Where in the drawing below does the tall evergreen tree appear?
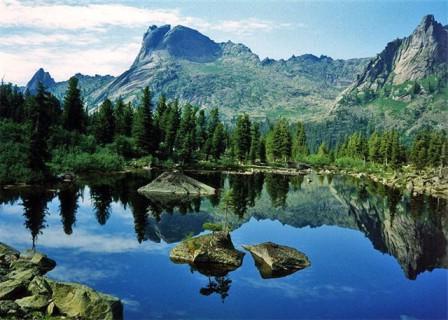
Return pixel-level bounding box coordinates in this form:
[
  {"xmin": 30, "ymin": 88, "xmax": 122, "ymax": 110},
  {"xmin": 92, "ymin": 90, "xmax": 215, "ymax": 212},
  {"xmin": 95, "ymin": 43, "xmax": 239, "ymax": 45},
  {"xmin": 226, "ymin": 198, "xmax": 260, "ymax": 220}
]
[
  {"xmin": 62, "ymin": 77, "xmax": 86, "ymax": 133},
  {"xmin": 132, "ymin": 87, "xmax": 153, "ymax": 155},
  {"xmin": 96, "ymin": 99, "xmax": 115, "ymax": 144},
  {"xmin": 292, "ymin": 121, "xmax": 309, "ymax": 160},
  {"xmin": 249, "ymin": 122, "xmax": 260, "ymax": 163},
  {"xmin": 210, "ymin": 123, "xmax": 226, "ymax": 160},
  {"xmin": 233, "ymin": 114, "xmax": 252, "ymax": 163}
]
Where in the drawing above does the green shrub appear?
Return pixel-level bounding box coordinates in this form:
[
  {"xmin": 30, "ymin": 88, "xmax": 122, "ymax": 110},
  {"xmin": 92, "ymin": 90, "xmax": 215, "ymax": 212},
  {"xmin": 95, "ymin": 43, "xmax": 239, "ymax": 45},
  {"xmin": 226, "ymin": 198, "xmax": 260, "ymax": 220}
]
[
  {"xmin": 203, "ymin": 222, "xmax": 223, "ymax": 232},
  {"xmin": 50, "ymin": 148, "xmax": 124, "ymax": 173},
  {"xmin": 304, "ymin": 154, "xmax": 332, "ymax": 166}
]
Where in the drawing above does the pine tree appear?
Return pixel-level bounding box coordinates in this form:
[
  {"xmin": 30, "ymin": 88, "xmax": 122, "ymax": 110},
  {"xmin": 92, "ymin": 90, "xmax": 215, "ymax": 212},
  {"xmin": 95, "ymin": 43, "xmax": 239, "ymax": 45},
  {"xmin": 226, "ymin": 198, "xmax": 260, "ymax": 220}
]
[
  {"xmin": 163, "ymin": 100, "xmax": 180, "ymax": 158},
  {"xmin": 368, "ymin": 132, "xmax": 382, "ymax": 163},
  {"xmin": 210, "ymin": 123, "xmax": 226, "ymax": 160},
  {"xmin": 292, "ymin": 121, "xmax": 309, "ymax": 161},
  {"xmin": 204, "ymin": 108, "xmax": 220, "ymax": 159},
  {"xmin": 62, "ymin": 77, "xmax": 86, "ymax": 133},
  {"xmin": 233, "ymin": 114, "xmax": 252, "ymax": 163},
  {"xmin": 176, "ymin": 104, "xmax": 196, "ymax": 163},
  {"xmin": 28, "ymin": 83, "xmax": 52, "ymax": 179},
  {"xmin": 114, "ymin": 97, "xmax": 127, "ymax": 137},
  {"xmin": 269, "ymin": 119, "xmax": 291, "ymax": 162},
  {"xmin": 249, "ymin": 122, "xmax": 260, "ymax": 163},
  {"xmin": 258, "ymin": 138, "xmax": 267, "ymax": 164},
  {"xmin": 132, "ymin": 87, "xmax": 153, "ymax": 155},
  {"xmin": 96, "ymin": 99, "xmax": 115, "ymax": 144}
]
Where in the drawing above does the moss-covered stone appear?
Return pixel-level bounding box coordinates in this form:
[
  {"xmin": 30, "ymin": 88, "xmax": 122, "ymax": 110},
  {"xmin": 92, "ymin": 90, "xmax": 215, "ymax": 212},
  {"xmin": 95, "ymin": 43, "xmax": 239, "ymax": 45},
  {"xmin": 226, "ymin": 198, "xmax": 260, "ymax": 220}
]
[
  {"xmin": 170, "ymin": 232, "xmax": 244, "ymax": 273},
  {"xmin": 243, "ymin": 242, "xmax": 310, "ymax": 279}
]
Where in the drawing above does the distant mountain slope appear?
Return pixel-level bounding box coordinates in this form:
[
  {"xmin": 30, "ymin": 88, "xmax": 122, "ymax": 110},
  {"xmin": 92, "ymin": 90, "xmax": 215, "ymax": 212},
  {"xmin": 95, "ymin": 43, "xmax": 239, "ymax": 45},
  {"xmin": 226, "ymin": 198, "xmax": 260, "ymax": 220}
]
[
  {"xmin": 312, "ymin": 15, "xmax": 448, "ymax": 147},
  {"xmin": 25, "ymin": 68, "xmax": 56, "ymax": 94},
  {"xmin": 87, "ymin": 24, "xmax": 368, "ymax": 121}
]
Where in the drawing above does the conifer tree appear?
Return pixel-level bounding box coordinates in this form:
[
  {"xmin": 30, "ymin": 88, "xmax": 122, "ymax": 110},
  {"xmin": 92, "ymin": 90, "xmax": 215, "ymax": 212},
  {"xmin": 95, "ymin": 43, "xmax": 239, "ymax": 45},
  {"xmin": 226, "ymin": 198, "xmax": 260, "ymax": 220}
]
[
  {"xmin": 210, "ymin": 123, "xmax": 226, "ymax": 160},
  {"xmin": 233, "ymin": 114, "xmax": 252, "ymax": 163},
  {"xmin": 292, "ymin": 121, "xmax": 309, "ymax": 161},
  {"xmin": 62, "ymin": 77, "xmax": 86, "ymax": 133},
  {"xmin": 114, "ymin": 97, "xmax": 127, "ymax": 137},
  {"xmin": 249, "ymin": 122, "xmax": 260, "ymax": 163},
  {"xmin": 132, "ymin": 87, "xmax": 153, "ymax": 155},
  {"xmin": 164, "ymin": 100, "xmax": 180, "ymax": 157},
  {"xmin": 28, "ymin": 83, "xmax": 52, "ymax": 178},
  {"xmin": 96, "ymin": 99, "xmax": 115, "ymax": 144}
]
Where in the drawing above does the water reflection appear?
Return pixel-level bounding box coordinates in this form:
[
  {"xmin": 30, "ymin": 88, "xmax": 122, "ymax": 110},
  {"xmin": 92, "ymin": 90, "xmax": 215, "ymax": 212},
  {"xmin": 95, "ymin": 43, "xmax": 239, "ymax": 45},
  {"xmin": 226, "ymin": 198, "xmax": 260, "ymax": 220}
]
[{"xmin": 0, "ymin": 171, "xmax": 446, "ymax": 281}]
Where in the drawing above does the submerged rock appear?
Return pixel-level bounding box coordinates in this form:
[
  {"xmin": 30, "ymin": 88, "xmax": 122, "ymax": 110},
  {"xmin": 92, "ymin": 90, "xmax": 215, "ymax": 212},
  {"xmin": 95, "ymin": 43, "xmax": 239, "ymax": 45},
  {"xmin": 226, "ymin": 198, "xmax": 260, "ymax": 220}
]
[
  {"xmin": 138, "ymin": 171, "xmax": 216, "ymax": 196},
  {"xmin": 170, "ymin": 232, "xmax": 244, "ymax": 274},
  {"xmin": 243, "ymin": 242, "xmax": 310, "ymax": 279},
  {"xmin": 0, "ymin": 242, "xmax": 123, "ymax": 320}
]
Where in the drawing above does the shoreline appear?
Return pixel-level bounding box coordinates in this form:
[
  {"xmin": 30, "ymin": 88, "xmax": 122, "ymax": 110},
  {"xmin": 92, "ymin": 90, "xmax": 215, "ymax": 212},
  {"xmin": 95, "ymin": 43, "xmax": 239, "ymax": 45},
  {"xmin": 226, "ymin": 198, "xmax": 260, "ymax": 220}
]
[{"xmin": 1, "ymin": 164, "xmax": 447, "ymax": 200}]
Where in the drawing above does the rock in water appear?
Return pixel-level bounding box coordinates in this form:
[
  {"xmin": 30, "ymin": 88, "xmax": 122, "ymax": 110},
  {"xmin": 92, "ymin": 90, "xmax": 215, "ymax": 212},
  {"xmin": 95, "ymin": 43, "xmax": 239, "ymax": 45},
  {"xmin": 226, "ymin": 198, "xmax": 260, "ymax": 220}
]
[
  {"xmin": 243, "ymin": 242, "xmax": 310, "ymax": 279},
  {"xmin": 170, "ymin": 232, "xmax": 244, "ymax": 275},
  {"xmin": 138, "ymin": 171, "xmax": 216, "ymax": 196}
]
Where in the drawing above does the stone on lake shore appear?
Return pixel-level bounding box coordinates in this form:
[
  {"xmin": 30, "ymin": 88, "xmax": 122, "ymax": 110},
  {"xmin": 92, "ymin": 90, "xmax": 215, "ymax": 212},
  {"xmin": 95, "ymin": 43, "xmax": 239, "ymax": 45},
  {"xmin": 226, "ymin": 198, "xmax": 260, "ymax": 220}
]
[
  {"xmin": 138, "ymin": 171, "xmax": 216, "ymax": 196},
  {"xmin": 0, "ymin": 242, "xmax": 123, "ymax": 320},
  {"xmin": 170, "ymin": 232, "xmax": 244, "ymax": 275},
  {"xmin": 243, "ymin": 242, "xmax": 310, "ymax": 279}
]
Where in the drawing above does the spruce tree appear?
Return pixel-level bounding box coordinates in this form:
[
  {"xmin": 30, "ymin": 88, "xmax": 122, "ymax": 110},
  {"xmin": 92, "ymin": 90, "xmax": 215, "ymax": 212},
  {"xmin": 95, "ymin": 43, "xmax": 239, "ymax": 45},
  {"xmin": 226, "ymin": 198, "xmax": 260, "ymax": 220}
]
[
  {"xmin": 292, "ymin": 121, "xmax": 309, "ymax": 160},
  {"xmin": 233, "ymin": 114, "xmax": 252, "ymax": 163},
  {"xmin": 62, "ymin": 77, "xmax": 86, "ymax": 133},
  {"xmin": 96, "ymin": 99, "xmax": 115, "ymax": 144},
  {"xmin": 249, "ymin": 122, "xmax": 260, "ymax": 163},
  {"xmin": 210, "ymin": 123, "xmax": 226, "ymax": 160},
  {"xmin": 132, "ymin": 87, "xmax": 153, "ymax": 155},
  {"xmin": 28, "ymin": 83, "xmax": 52, "ymax": 179},
  {"xmin": 164, "ymin": 100, "xmax": 180, "ymax": 158}
]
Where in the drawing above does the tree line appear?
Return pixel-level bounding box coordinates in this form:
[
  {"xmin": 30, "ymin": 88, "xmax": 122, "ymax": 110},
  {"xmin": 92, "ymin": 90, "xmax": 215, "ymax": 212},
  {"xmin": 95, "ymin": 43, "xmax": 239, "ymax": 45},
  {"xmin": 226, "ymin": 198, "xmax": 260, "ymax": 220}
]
[{"xmin": 0, "ymin": 78, "xmax": 446, "ymax": 184}]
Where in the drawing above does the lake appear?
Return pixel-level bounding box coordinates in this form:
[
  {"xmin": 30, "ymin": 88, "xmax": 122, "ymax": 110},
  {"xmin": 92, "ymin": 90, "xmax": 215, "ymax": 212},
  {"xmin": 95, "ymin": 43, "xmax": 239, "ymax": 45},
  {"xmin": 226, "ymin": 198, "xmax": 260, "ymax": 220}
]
[{"xmin": 0, "ymin": 171, "xmax": 446, "ymax": 319}]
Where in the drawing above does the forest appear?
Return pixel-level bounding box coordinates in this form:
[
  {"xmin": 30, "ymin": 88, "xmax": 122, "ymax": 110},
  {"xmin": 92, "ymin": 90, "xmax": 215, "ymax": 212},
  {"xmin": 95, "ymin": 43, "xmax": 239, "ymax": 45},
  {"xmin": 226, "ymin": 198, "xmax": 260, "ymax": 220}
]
[{"xmin": 0, "ymin": 78, "xmax": 447, "ymax": 184}]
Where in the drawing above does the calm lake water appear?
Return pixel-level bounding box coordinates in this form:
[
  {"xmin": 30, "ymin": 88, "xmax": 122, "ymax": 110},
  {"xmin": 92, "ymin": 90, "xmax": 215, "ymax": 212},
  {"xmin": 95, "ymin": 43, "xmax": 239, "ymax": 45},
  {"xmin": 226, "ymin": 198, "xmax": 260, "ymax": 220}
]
[{"xmin": 0, "ymin": 171, "xmax": 447, "ymax": 319}]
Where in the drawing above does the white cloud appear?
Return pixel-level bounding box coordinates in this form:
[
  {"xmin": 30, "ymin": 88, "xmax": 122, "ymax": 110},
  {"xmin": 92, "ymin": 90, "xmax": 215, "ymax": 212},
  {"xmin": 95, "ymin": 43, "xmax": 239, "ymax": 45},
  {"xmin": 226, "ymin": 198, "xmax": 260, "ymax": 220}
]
[
  {"xmin": 0, "ymin": 41, "xmax": 140, "ymax": 84},
  {"xmin": 0, "ymin": 0, "xmax": 300, "ymax": 84}
]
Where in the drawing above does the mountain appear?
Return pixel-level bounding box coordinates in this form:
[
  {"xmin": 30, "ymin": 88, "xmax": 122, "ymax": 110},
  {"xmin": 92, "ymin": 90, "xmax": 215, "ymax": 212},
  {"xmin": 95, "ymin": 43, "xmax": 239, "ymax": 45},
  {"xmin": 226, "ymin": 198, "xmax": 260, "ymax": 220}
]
[
  {"xmin": 87, "ymin": 24, "xmax": 368, "ymax": 121},
  {"xmin": 25, "ymin": 68, "xmax": 56, "ymax": 94},
  {"xmin": 319, "ymin": 14, "xmax": 448, "ymax": 145}
]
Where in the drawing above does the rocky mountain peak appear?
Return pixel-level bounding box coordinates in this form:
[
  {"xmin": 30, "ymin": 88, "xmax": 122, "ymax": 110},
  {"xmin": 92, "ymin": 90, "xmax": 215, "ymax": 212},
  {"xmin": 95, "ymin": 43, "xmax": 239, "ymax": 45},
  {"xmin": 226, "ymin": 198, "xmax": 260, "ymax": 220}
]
[
  {"xmin": 133, "ymin": 24, "xmax": 222, "ymax": 65},
  {"xmin": 26, "ymin": 68, "xmax": 56, "ymax": 94},
  {"xmin": 347, "ymin": 14, "xmax": 447, "ymax": 91}
]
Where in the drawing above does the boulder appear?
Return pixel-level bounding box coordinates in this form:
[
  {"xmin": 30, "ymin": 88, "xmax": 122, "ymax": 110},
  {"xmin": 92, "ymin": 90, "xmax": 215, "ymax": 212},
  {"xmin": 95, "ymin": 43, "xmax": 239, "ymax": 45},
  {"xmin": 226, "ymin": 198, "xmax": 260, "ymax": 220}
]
[
  {"xmin": 170, "ymin": 232, "xmax": 244, "ymax": 273},
  {"xmin": 48, "ymin": 279, "xmax": 123, "ymax": 320},
  {"xmin": 243, "ymin": 242, "xmax": 310, "ymax": 279},
  {"xmin": 138, "ymin": 171, "xmax": 216, "ymax": 196},
  {"xmin": 0, "ymin": 278, "xmax": 26, "ymax": 300},
  {"xmin": 15, "ymin": 294, "xmax": 49, "ymax": 310}
]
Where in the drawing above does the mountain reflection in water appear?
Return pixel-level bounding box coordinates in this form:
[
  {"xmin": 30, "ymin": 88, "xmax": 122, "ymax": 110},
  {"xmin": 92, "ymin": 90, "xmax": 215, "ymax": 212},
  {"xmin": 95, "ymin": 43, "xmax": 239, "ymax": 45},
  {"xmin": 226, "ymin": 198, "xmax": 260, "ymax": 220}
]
[{"xmin": 0, "ymin": 172, "xmax": 448, "ymax": 319}]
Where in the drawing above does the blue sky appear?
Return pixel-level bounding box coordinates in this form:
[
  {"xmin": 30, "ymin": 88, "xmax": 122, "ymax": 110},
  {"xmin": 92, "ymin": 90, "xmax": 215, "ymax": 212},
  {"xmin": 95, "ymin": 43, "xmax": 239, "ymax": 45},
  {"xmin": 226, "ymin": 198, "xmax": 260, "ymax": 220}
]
[{"xmin": 0, "ymin": 0, "xmax": 446, "ymax": 85}]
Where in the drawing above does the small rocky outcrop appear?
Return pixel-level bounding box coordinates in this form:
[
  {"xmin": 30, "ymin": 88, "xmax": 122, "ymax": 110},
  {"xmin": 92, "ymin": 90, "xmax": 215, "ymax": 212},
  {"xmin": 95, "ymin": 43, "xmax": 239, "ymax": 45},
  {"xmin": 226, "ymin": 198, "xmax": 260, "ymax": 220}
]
[
  {"xmin": 243, "ymin": 242, "xmax": 310, "ymax": 279},
  {"xmin": 0, "ymin": 243, "xmax": 123, "ymax": 320},
  {"xmin": 138, "ymin": 171, "xmax": 216, "ymax": 196},
  {"xmin": 170, "ymin": 232, "xmax": 244, "ymax": 274}
]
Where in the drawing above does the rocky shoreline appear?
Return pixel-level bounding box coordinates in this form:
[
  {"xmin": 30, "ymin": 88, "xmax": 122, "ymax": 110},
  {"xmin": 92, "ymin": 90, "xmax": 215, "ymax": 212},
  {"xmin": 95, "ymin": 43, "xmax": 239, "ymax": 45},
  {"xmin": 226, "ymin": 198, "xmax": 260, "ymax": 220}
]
[
  {"xmin": 0, "ymin": 243, "xmax": 123, "ymax": 320},
  {"xmin": 315, "ymin": 166, "xmax": 448, "ymax": 200}
]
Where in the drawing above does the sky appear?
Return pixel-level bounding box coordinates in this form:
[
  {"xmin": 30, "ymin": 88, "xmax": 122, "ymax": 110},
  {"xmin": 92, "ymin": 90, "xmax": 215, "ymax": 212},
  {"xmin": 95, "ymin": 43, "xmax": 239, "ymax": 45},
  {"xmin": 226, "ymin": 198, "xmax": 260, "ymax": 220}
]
[{"xmin": 0, "ymin": 0, "xmax": 446, "ymax": 85}]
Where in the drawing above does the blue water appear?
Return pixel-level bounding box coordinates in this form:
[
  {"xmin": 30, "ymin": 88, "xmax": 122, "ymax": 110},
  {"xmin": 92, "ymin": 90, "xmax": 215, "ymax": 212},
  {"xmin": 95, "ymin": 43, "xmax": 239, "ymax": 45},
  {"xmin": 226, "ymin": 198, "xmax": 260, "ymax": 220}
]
[{"xmin": 0, "ymin": 172, "xmax": 446, "ymax": 319}]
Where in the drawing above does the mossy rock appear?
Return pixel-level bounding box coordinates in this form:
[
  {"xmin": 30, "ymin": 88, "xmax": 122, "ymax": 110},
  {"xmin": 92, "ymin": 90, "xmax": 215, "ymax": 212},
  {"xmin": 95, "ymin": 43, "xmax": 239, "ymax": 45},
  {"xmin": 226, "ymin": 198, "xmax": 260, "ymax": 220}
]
[
  {"xmin": 170, "ymin": 232, "xmax": 244, "ymax": 274},
  {"xmin": 47, "ymin": 279, "xmax": 123, "ymax": 320},
  {"xmin": 243, "ymin": 242, "xmax": 310, "ymax": 279}
]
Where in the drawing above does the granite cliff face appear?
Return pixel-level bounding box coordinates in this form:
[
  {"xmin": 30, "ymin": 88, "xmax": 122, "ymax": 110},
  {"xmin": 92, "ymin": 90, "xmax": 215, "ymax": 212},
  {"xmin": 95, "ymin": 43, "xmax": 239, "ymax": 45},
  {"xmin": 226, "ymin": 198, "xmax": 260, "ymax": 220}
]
[
  {"xmin": 350, "ymin": 15, "xmax": 447, "ymax": 91},
  {"xmin": 25, "ymin": 68, "xmax": 56, "ymax": 94},
  {"xmin": 79, "ymin": 24, "xmax": 368, "ymax": 120}
]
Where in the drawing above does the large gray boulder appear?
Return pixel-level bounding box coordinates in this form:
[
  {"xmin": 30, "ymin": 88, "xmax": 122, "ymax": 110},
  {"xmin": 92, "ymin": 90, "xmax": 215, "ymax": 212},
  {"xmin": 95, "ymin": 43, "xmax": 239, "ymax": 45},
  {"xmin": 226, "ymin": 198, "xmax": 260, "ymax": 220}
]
[
  {"xmin": 243, "ymin": 242, "xmax": 310, "ymax": 278},
  {"xmin": 170, "ymin": 232, "xmax": 244, "ymax": 275},
  {"xmin": 138, "ymin": 171, "xmax": 216, "ymax": 196}
]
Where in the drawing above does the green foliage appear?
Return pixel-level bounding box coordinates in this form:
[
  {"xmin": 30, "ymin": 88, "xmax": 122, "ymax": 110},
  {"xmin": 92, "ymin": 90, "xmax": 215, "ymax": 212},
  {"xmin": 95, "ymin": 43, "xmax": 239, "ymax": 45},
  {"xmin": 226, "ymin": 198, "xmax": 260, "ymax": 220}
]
[
  {"xmin": 50, "ymin": 148, "xmax": 124, "ymax": 173},
  {"xmin": 132, "ymin": 87, "xmax": 153, "ymax": 155},
  {"xmin": 62, "ymin": 77, "xmax": 86, "ymax": 133},
  {"xmin": 95, "ymin": 99, "xmax": 115, "ymax": 144},
  {"xmin": 202, "ymin": 222, "xmax": 223, "ymax": 232},
  {"xmin": 233, "ymin": 114, "xmax": 252, "ymax": 162},
  {"xmin": 267, "ymin": 118, "xmax": 292, "ymax": 163},
  {"xmin": 292, "ymin": 121, "xmax": 309, "ymax": 161}
]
